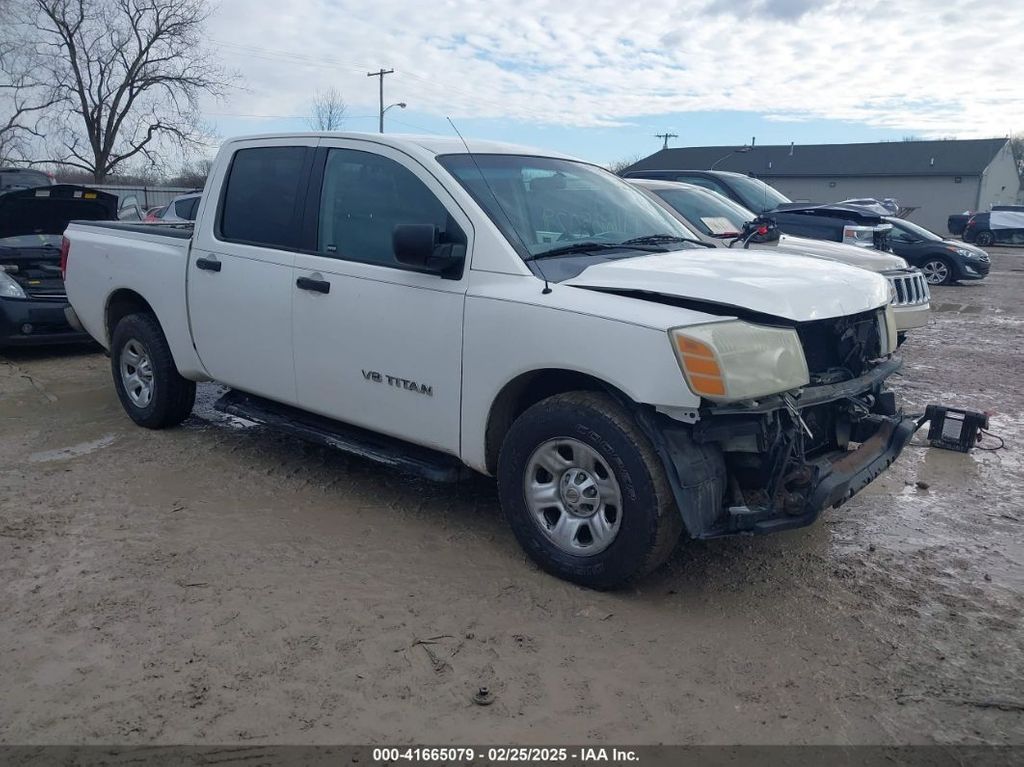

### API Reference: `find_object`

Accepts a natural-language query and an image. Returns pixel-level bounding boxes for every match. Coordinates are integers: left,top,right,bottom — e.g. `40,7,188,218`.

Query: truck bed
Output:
63,219,208,379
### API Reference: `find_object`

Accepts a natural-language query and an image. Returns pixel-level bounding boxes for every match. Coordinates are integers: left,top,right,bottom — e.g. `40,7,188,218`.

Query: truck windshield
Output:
437,154,697,260
724,174,790,213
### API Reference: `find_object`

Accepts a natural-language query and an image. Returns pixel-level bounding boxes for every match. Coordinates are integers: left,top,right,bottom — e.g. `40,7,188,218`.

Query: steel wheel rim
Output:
120,338,154,408
523,438,623,556
922,260,949,284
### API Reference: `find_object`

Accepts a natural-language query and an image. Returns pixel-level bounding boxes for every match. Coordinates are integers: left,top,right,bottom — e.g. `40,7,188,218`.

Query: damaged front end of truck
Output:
635,303,916,539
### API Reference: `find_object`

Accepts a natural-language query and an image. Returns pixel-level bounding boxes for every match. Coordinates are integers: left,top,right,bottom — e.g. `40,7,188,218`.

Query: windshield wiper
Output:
621,233,715,249
526,241,666,260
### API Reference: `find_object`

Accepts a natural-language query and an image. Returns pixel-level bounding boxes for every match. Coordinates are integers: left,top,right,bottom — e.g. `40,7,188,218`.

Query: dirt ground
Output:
1,249,1022,746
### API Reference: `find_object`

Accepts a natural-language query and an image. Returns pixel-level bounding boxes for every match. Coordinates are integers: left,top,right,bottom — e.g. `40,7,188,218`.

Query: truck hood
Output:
0,184,118,240
563,248,890,322
773,235,909,272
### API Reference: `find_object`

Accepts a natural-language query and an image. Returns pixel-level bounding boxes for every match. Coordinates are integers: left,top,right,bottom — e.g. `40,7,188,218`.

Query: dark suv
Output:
622,168,790,213
623,168,893,250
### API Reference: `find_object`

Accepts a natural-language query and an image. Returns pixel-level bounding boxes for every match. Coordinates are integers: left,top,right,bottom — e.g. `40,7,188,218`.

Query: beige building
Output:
625,138,1021,233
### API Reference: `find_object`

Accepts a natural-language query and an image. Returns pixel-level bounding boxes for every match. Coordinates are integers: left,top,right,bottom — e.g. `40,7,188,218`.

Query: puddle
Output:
191,382,257,429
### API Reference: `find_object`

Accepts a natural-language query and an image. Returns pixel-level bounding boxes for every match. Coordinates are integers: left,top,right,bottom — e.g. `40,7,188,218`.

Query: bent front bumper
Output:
0,297,93,347
729,413,917,536
638,359,916,539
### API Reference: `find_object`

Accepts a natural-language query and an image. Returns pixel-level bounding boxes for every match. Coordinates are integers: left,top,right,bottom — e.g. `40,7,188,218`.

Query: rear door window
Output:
218,147,309,248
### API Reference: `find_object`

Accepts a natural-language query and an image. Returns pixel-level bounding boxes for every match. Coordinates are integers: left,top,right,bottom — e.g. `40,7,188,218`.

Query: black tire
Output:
974,230,995,247
921,255,956,286
110,312,195,429
497,391,682,590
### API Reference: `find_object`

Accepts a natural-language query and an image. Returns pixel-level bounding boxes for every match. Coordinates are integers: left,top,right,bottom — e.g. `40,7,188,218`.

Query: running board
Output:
213,389,469,483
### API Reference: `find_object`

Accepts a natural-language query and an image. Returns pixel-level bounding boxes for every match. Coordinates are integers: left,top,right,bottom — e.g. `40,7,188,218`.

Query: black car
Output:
962,205,1024,247
886,217,989,285
0,184,120,346
947,212,971,237
621,168,791,213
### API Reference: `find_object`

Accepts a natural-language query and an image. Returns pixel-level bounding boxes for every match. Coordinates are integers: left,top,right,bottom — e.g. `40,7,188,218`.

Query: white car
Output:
62,132,915,588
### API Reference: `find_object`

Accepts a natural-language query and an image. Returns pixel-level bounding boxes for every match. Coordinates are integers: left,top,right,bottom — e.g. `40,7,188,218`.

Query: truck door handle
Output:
196,258,221,272
296,276,330,294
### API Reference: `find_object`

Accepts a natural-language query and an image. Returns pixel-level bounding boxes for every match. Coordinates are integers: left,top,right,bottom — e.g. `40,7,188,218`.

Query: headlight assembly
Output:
0,270,27,299
670,321,810,403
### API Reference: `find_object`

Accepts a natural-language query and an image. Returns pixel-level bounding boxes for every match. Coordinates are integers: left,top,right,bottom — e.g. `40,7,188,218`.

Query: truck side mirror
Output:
393,224,465,278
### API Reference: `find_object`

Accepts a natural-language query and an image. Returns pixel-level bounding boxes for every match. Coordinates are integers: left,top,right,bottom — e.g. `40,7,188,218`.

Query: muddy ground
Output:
1,249,1022,746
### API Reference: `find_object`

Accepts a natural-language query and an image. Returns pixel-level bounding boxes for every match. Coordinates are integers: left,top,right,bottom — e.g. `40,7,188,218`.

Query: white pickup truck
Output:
63,132,916,589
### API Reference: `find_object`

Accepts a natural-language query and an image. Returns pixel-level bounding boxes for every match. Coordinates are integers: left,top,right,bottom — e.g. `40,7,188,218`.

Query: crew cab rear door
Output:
188,139,316,404
290,139,472,455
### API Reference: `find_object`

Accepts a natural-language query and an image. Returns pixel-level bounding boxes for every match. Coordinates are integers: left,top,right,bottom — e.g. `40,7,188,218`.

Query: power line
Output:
210,40,569,125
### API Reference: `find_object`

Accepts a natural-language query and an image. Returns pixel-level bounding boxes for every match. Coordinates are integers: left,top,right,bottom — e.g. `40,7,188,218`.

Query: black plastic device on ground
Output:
922,405,989,452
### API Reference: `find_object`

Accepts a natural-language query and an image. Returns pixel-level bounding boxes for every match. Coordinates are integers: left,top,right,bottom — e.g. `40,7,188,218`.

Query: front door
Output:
290,141,472,455
188,140,315,404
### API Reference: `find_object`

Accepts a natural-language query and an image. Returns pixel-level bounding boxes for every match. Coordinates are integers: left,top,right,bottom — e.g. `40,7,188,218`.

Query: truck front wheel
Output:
110,313,195,429
497,391,682,589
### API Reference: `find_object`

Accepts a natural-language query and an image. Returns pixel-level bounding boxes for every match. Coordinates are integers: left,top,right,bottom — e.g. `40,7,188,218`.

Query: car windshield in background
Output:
438,154,697,259
0,170,51,191
653,187,754,237
891,217,943,241
725,174,790,213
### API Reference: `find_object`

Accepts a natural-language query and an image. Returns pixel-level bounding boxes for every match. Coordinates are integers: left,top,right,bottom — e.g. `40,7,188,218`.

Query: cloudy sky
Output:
204,0,1024,164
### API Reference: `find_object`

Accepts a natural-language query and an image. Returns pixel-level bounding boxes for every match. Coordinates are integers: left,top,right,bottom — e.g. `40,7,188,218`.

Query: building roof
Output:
624,138,1010,178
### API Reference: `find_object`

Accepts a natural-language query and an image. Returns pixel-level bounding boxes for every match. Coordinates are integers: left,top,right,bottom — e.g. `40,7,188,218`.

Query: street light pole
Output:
710,145,753,170
381,102,407,132
367,68,394,133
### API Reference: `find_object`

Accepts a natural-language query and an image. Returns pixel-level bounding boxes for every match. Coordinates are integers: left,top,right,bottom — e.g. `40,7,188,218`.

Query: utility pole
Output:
367,68,395,133
655,132,678,149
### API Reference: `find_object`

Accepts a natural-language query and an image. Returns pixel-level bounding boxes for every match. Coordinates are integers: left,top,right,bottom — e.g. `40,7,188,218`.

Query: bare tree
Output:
607,154,640,176
308,87,347,131
167,156,211,188
0,0,60,163
29,0,232,181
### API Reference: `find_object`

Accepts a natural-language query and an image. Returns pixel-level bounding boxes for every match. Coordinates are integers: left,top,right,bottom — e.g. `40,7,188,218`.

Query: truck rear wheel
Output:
497,391,682,589
110,313,195,429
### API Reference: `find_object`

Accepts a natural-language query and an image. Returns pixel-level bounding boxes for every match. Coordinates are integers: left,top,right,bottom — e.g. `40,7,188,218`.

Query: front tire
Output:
111,313,195,429
497,391,682,589
974,230,995,247
921,256,956,286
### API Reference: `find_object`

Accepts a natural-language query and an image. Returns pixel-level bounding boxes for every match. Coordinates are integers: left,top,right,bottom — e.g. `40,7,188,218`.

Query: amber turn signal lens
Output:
674,336,726,397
